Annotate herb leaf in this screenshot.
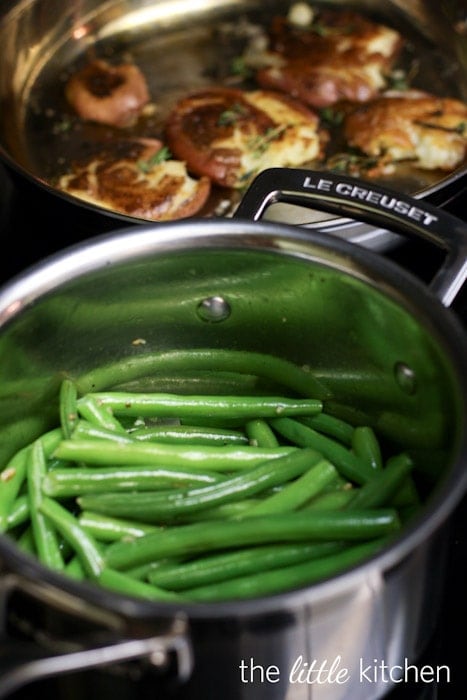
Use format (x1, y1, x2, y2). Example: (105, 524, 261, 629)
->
(230, 57, 253, 80)
(319, 107, 344, 128)
(325, 149, 380, 174)
(247, 125, 288, 158)
(137, 146, 172, 173)
(217, 103, 249, 127)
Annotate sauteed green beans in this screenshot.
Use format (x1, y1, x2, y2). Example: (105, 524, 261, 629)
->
(0, 348, 425, 602)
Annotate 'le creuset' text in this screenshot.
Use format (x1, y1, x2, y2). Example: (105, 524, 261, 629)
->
(302, 176, 439, 226)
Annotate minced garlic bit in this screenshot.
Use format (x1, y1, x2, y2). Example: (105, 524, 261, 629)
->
(1, 467, 16, 482)
(287, 2, 314, 27)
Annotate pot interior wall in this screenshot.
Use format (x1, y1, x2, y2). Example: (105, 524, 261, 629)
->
(0, 241, 462, 496)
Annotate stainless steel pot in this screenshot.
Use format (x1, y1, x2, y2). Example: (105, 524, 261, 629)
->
(0, 169, 466, 700)
(0, 0, 466, 249)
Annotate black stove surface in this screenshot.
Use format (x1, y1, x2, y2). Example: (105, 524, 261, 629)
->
(0, 163, 466, 700)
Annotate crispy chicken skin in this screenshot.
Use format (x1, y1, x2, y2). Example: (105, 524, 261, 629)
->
(65, 59, 150, 127)
(165, 86, 328, 188)
(57, 139, 211, 220)
(343, 93, 467, 173)
(256, 10, 402, 108)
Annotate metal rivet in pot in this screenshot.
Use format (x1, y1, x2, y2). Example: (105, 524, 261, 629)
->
(394, 361, 417, 395)
(196, 296, 231, 322)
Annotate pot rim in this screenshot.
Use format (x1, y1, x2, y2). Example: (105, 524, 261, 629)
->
(0, 218, 466, 618)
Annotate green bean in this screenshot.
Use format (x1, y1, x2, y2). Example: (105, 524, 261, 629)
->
(390, 480, 421, 510)
(27, 440, 64, 571)
(78, 511, 159, 542)
(47, 456, 73, 471)
(97, 568, 180, 602)
(321, 473, 352, 491)
(242, 458, 338, 516)
(346, 453, 414, 510)
(78, 448, 322, 523)
(298, 413, 355, 446)
(148, 542, 344, 591)
(270, 417, 373, 485)
(39, 429, 65, 457)
(179, 415, 246, 429)
(65, 555, 85, 580)
(53, 439, 296, 472)
(175, 498, 264, 523)
(305, 489, 356, 511)
(385, 454, 421, 509)
(245, 419, 279, 448)
(59, 378, 79, 439)
(81, 392, 323, 421)
(17, 526, 35, 554)
(77, 395, 126, 434)
(39, 497, 104, 579)
(105, 509, 400, 570)
(110, 370, 281, 396)
(71, 420, 135, 444)
(0, 427, 63, 532)
(351, 426, 383, 471)
(44, 464, 225, 498)
(75, 348, 332, 399)
(6, 495, 29, 530)
(323, 402, 373, 433)
(311, 368, 403, 407)
(0, 447, 29, 533)
(130, 424, 249, 446)
(181, 539, 387, 601)
(125, 559, 181, 582)
(1, 348, 428, 604)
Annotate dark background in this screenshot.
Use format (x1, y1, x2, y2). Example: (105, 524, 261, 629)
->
(0, 163, 466, 699)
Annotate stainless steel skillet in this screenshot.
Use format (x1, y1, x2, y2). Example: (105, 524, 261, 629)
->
(0, 0, 466, 248)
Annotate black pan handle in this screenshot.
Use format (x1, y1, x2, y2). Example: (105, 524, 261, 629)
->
(234, 168, 467, 307)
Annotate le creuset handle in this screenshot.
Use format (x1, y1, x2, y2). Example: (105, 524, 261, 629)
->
(234, 168, 467, 307)
(0, 573, 193, 699)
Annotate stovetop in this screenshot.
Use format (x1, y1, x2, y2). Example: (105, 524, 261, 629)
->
(0, 162, 466, 700)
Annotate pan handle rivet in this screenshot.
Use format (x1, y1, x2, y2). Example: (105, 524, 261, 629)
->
(149, 649, 168, 667)
(196, 296, 231, 323)
(394, 361, 417, 395)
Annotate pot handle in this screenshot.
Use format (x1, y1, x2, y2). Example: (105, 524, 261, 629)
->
(234, 168, 467, 307)
(0, 573, 193, 699)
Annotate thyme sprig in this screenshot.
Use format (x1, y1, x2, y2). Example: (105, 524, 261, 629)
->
(137, 146, 172, 173)
(325, 149, 380, 174)
(217, 102, 249, 126)
(319, 107, 344, 128)
(247, 125, 288, 158)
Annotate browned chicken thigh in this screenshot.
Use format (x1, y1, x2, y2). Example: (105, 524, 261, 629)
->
(343, 92, 467, 175)
(255, 9, 402, 108)
(57, 138, 211, 220)
(165, 86, 327, 189)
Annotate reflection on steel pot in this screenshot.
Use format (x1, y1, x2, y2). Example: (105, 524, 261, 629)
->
(0, 169, 466, 700)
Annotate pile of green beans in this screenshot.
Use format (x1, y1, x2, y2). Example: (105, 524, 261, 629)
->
(0, 349, 421, 602)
